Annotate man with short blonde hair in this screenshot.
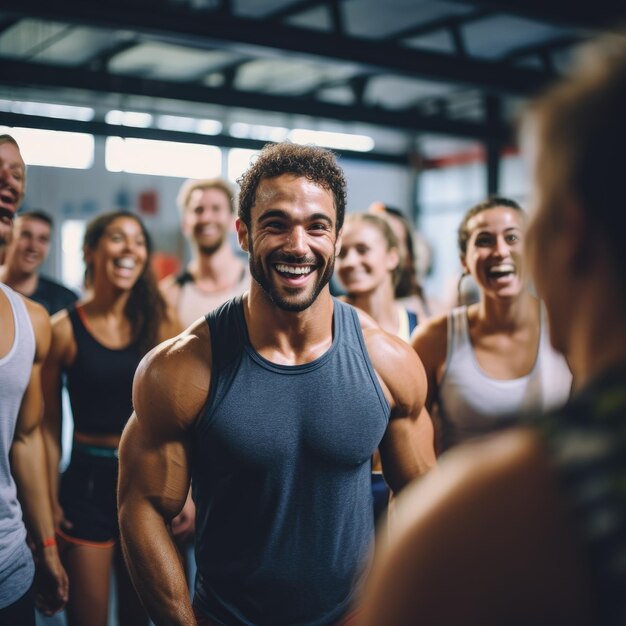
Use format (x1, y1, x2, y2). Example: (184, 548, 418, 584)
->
(160, 176, 249, 329)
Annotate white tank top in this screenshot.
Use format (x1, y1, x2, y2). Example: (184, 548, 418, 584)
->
(0, 283, 36, 607)
(438, 305, 572, 450)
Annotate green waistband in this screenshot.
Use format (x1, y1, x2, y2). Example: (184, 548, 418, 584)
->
(73, 441, 119, 459)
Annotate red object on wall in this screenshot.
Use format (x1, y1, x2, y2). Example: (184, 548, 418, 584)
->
(139, 190, 158, 215)
(152, 252, 180, 281)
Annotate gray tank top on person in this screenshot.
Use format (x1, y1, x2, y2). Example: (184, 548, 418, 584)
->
(192, 297, 390, 626)
(0, 283, 36, 608)
(438, 305, 572, 450)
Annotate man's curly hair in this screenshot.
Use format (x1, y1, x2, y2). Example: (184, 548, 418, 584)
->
(237, 142, 347, 234)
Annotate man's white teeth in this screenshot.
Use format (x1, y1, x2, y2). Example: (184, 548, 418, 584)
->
(115, 257, 136, 269)
(275, 264, 312, 275)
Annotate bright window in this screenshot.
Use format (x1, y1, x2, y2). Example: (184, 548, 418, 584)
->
(227, 148, 258, 183)
(0, 127, 94, 169)
(61, 219, 86, 292)
(105, 137, 222, 178)
(0, 99, 94, 121)
(288, 128, 374, 152)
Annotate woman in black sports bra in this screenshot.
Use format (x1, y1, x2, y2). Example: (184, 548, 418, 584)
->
(42, 210, 180, 626)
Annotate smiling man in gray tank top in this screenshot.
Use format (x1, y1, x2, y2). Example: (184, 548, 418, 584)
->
(118, 142, 434, 626)
(0, 135, 67, 624)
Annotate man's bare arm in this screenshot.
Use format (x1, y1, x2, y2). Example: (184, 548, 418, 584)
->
(364, 324, 435, 493)
(11, 299, 68, 615)
(118, 323, 210, 625)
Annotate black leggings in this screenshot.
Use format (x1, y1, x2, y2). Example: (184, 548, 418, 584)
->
(0, 584, 35, 626)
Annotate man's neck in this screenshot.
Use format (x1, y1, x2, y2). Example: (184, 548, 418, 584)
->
(243, 287, 335, 366)
(188, 243, 244, 290)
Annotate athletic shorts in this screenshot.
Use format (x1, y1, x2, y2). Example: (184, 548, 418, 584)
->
(58, 444, 119, 546)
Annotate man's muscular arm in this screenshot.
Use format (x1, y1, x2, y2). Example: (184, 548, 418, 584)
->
(363, 320, 435, 493)
(118, 321, 210, 625)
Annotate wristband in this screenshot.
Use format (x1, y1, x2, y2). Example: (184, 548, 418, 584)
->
(40, 537, 57, 549)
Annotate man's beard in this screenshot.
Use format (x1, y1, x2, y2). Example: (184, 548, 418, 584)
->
(248, 242, 334, 313)
(196, 230, 227, 256)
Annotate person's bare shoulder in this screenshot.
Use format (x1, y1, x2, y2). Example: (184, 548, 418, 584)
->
(390, 428, 545, 535)
(22, 296, 50, 362)
(46, 308, 77, 365)
(410, 311, 448, 364)
(362, 428, 595, 626)
(133, 317, 211, 433)
(158, 273, 181, 309)
(356, 308, 427, 414)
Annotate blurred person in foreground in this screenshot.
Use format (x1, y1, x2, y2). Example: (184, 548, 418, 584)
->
(359, 33, 626, 626)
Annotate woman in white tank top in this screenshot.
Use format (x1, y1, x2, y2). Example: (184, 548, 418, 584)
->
(412, 197, 572, 453)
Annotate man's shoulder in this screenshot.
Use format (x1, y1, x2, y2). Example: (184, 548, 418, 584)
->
(359, 317, 423, 376)
(134, 321, 212, 428)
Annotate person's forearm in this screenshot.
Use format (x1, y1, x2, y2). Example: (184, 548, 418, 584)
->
(382, 416, 435, 495)
(120, 502, 196, 625)
(11, 427, 57, 544)
(41, 422, 61, 509)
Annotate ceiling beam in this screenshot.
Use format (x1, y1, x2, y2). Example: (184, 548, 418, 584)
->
(0, 0, 554, 96)
(0, 59, 509, 140)
(448, 0, 626, 32)
(503, 34, 584, 61)
(384, 8, 494, 42)
(0, 111, 410, 165)
(0, 16, 21, 35)
(263, 0, 347, 22)
(81, 39, 140, 71)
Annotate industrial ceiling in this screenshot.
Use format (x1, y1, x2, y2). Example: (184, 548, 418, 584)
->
(0, 0, 623, 164)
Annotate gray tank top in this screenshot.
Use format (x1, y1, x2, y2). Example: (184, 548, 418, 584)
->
(438, 305, 572, 450)
(0, 283, 36, 608)
(192, 297, 390, 626)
